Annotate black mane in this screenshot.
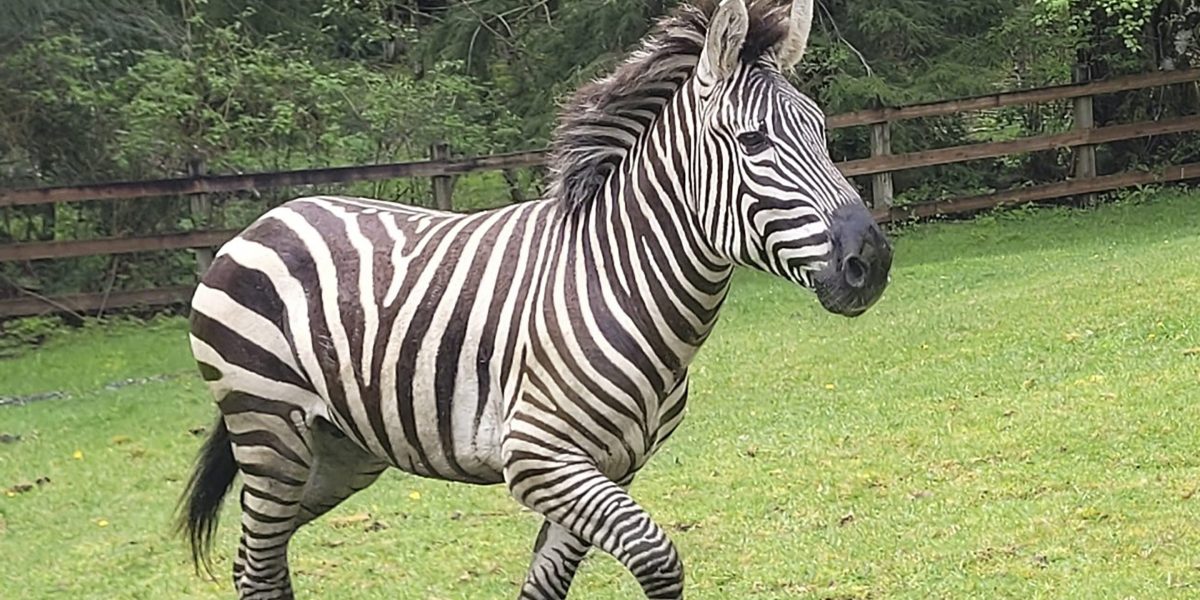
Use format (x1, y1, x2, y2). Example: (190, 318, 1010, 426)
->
(547, 1, 791, 209)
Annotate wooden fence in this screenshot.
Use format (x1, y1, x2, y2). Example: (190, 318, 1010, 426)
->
(1, 68, 1198, 318)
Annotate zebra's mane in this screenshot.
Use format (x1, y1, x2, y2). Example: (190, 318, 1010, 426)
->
(548, 1, 791, 210)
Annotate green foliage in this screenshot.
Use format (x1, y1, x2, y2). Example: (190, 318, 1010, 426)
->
(0, 316, 64, 358)
(404, 0, 674, 140)
(1077, 0, 1157, 54)
(0, 0, 522, 183)
(0, 33, 117, 183)
(0, 0, 524, 297)
(0, 0, 1197, 299)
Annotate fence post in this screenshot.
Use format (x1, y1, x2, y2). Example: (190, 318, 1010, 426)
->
(430, 141, 454, 211)
(870, 114, 895, 210)
(188, 157, 214, 278)
(1073, 64, 1098, 191)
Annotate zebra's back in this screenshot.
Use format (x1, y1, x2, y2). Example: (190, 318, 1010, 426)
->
(190, 195, 557, 484)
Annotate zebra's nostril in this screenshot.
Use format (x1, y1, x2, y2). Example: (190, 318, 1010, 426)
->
(843, 255, 869, 289)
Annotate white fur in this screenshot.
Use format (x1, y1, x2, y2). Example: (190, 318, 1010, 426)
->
(698, 0, 750, 82)
(776, 0, 814, 69)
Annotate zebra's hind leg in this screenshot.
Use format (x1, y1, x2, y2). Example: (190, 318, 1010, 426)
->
(223, 392, 314, 600)
(295, 416, 389, 526)
(226, 397, 387, 599)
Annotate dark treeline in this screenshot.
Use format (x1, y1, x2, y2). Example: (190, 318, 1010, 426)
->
(0, 0, 1197, 299)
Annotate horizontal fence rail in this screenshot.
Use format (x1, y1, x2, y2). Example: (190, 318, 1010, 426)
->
(0, 230, 241, 262)
(0, 150, 549, 208)
(2, 68, 1199, 318)
(827, 67, 1200, 128)
(0, 286, 195, 318)
(873, 161, 1200, 223)
(3, 68, 1196, 210)
(839, 114, 1200, 177)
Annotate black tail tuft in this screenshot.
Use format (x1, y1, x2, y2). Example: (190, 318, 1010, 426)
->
(176, 416, 237, 577)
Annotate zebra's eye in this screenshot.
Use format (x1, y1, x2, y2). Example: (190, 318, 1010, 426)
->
(736, 129, 772, 155)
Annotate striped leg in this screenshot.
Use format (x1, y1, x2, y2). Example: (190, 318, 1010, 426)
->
(519, 474, 635, 599)
(227, 407, 387, 599)
(295, 417, 388, 526)
(227, 414, 311, 599)
(507, 458, 682, 599)
(519, 520, 591, 599)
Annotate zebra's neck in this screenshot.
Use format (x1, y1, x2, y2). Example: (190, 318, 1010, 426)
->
(549, 81, 735, 382)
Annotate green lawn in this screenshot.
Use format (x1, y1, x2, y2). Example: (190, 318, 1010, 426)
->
(2, 190, 1199, 599)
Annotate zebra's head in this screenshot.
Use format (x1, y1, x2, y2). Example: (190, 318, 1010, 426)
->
(689, 0, 891, 317)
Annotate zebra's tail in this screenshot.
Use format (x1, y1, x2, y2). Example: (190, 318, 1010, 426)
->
(177, 415, 238, 576)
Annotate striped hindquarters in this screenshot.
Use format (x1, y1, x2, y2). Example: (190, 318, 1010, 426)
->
(189, 196, 555, 484)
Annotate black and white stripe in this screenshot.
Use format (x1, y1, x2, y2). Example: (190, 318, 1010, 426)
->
(179, 2, 891, 599)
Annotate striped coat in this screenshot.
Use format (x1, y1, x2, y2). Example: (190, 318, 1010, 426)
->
(180, 2, 892, 599)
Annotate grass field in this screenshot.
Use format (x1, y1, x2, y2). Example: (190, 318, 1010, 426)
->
(2, 189, 1199, 599)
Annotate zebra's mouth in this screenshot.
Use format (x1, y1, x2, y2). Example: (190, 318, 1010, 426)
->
(790, 262, 885, 317)
(812, 249, 891, 317)
(807, 203, 892, 317)
(814, 282, 881, 318)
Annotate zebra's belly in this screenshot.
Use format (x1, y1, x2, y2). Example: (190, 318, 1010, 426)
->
(191, 195, 596, 486)
(340, 374, 508, 487)
(263, 196, 549, 485)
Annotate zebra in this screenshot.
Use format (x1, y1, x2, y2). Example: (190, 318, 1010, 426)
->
(179, 0, 893, 598)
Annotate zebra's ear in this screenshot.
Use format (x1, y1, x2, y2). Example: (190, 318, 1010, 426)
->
(698, 0, 750, 83)
(775, 0, 814, 69)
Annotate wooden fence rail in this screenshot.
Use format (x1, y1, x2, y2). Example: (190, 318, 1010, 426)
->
(873, 161, 1200, 223)
(3, 67, 1196, 209)
(826, 67, 1200, 129)
(0, 230, 241, 263)
(0, 150, 548, 208)
(1, 67, 1198, 318)
(838, 114, 1200, 178)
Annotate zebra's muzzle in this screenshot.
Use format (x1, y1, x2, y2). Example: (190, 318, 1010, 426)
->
(813, 203, 892, 317)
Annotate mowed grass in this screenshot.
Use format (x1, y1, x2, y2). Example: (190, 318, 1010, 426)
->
(2, 190, 1199, 599)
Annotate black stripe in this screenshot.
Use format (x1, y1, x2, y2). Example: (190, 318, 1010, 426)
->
(191, 311, 312, 392)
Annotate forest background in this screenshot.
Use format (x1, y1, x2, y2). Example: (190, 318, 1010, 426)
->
(1, 0, 1198, 299)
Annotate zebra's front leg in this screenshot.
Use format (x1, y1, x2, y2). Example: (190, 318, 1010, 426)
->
(507, 456, 681, 599)
(519, 471, 637, 599)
